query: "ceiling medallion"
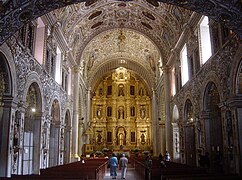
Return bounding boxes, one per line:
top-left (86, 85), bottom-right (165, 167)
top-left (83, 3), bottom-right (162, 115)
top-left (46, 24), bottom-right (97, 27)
top-left (88, 11), bottom-right (102, 20)
top-left (177, 0), bottom-right (189, 5)
top-left (141, 22), bottom-right (153, 30)
top-left (118, 3), bottom-right (127, 7)
top-left (142, 11), bottom-right (156, 21)
top-left (91, 21), bottom-right (103, 29)
top-left (118, 30), bottom-right (126, 42)
top-left (85, 0), bottom-right (98, 7)
top-left (219, 12), bottom-right (232, 23)
top-left (19, 11), bottom-right (32, 22)
top-left (146, 0), bottom-right (159, 7)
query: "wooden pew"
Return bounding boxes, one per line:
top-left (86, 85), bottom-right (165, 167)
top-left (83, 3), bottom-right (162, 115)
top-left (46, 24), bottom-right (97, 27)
top-left (9, 158), bottom-right (108, 180)
top-left (40, 158), bottom-right (108, 180)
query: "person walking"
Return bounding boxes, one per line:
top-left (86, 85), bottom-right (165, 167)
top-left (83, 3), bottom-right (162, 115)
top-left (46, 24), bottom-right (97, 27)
top-left (119, 154), bottom-right (128, 179)
top-left (109, 153), bottom-right (118, 179)
top-left (144, 155), bottom-right (152, 180)
top-left (165, 151), bottom-right (171, 161)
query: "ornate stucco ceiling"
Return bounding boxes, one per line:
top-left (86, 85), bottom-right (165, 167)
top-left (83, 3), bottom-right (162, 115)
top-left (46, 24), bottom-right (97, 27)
top-left (81, 28), bottom-right (160, 74)
top-left (80, 28), bottom-right (161, 88)
top-left (48, 0), bottom-right (193, 88)
top-left (0, 0), bottom-right (241, 88)
top-left (51, 0), bottom-right (192, 64)
top-left (0, 0), bottom-right (241, 47)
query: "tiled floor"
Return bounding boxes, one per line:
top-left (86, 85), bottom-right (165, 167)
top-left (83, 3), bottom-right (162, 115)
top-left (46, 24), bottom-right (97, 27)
top-left (103, 167), bottom-right (144, 180)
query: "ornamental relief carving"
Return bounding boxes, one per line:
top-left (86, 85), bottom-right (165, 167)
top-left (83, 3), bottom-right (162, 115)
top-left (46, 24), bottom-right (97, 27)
top-left (0, 0), bottom-right (241, 47)
top-left (6, 38), bottom-right (72, 114)
top-left (173, 36), bottom-right (239, 119)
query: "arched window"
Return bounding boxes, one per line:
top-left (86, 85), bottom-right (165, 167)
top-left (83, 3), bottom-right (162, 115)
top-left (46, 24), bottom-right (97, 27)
top-left (198, 16), bottom-right (212, 65)
top-left (180, 44), bottom-right (189, 86)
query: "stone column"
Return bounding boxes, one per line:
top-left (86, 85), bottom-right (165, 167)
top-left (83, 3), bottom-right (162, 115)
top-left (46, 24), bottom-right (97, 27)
top-left (163, 66), bottom-right (172, 155)
top-left (152, 89), bottom-right (158, 156)
top-left (86, 88), bottom-right (91, 144)
top-left (72, 66), bottom-right (80, 161)
top-left (0, 98), bottom-right (17, 177)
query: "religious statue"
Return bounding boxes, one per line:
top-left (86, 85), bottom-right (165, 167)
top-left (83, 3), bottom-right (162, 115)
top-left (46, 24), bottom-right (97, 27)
top-left (118, 84), bottom-right (125, 96)
top-left (97, 134), bottom-right (102, 144)
top-left (97, 106), bottom-right (102, 118)
top-left (140, 106), bottom-right (146, 119)
top-left (130, 106), bottom-right (135, 116)
top-left (141, 134), bottom-right (145, 144)
top-left (118, 106), bottom-right (125, 119)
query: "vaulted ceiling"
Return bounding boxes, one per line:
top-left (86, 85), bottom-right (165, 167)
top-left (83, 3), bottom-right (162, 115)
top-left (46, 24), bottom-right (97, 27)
top-left (0, 0), bottom-right (241, 89)
top-left (0, 0), bottom-right (241, 46)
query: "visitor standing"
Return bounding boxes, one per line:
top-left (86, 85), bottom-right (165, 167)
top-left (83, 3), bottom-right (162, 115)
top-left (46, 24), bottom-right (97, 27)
top-left (119, 154), bottom-right (128, 179)
top-left (165, 151), bottom-right (171, 161)
top-left (109, 153), bottom-right (118, 179)
top-left (144, 155), bottom-right (152, 180)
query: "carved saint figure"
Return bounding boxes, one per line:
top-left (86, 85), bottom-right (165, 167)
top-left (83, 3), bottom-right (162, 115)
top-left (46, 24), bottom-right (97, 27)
top-left (118, 106), bottom-right (125, 119)
top-left (140, 106), bottom-right (146, 119)
top-left (141, 134), bottom-right (145, 144)
top-left (118, 84), bottom-right (125, 96)
top-left (97, 106), bottom-right (102, 118)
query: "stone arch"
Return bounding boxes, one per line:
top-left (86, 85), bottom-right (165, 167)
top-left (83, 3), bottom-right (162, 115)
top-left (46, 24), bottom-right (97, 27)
top-left (0, 44), bottom-right (16, 96)
top-left (200, 72), bottom-right (222, 111)
top-left (227, 43), bottom-right (242, 96)
top-left (235, 58), bottom-right (242, 95)
top-left (0, 52), bottom-right (12, 96)
top-left (183, 99), bottom-right (196, 166)
top-left (0, 47), bottom-right (19, 177)
top-left (49, 99), bottom-right (61, 167)
top-left (23, 72), bottom-right (45, 113)
top-left (23, 82), bottom-right (42, 174)
top-left (203, 81), bottom-right (223, 172)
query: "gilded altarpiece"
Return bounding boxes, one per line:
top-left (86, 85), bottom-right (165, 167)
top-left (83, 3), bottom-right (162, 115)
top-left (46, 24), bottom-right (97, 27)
top-left (90, 68), bottom-right (152, 152)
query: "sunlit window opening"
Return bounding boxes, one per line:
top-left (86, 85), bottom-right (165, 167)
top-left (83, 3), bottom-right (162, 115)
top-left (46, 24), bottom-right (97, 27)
top-left (171, 67), bottom-right (176, 96)
top-left (159, 58), bottom-right (163, 76)
top-left (180, 44), bottom-right (189, 86)
top-left (199, 16), bottom-right (212, 65)
top-left (55, 47), bottom-right (62, 84)
top-left (34, 18), bottom-right (45, 65)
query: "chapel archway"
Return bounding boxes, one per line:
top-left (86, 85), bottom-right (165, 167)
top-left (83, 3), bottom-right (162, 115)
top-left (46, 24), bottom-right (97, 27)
top-left (0, 52), bottom-right (13, 175)
top-left (204, 82), bottom-right (223, 172)
top-left (23, 83), bottom-right (42, 174)
top-left (236, 59), bottom-right (242, 95)
top-left (184, 99), bottom-right (196, 166)
top-left (49, 99), bottom-right (60, 167)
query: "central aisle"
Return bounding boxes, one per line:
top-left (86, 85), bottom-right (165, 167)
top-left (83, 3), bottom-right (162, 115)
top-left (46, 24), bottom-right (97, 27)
top-left (103, 167), bottom-right (144, 180)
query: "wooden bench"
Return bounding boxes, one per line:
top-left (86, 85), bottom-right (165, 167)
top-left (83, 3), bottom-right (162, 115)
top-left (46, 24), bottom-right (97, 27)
top-left (10, 158), bottom-right (108, 180)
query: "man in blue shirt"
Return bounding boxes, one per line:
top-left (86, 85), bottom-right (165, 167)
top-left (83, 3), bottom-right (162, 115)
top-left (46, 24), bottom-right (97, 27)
top-left (109, 153), bottom-right (118, 179)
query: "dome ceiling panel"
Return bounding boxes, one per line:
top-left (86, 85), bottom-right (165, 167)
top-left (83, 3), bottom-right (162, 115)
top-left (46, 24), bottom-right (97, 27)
top-left (81, 28), bottom-right (160, 76)
top-left (52, 0), bottom-right (192, 63)
top-left (0, 0), bottom-right (241, 46)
